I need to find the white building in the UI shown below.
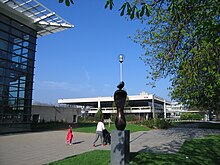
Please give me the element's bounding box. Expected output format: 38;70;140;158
166;102;188;117
58;92;172;120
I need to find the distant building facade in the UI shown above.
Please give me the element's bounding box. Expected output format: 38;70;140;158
32;105;81;123
166;102;188;117
58;92;172;120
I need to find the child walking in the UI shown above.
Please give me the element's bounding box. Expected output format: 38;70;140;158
65;125;74;145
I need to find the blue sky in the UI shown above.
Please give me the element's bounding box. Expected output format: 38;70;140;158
33;0;171;104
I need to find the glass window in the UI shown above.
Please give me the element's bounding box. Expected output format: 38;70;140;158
23;41;29;47
22;53;28;58
9;91;17;98
13;38;23;46
20;76;26;81
22;48;28;54
0;30;9;40
20;64;27;70
0;13;37;120
28;50;35;59
19;82;25;88
12;55;20;63
9;86;17;91
0;68;3;75
23;34;29;41
28;43;36;51
9;99;16;106
0;22;10;32
19;90;25;98
11;28;22;38
0;14;10;25
0;39;8;51
29;36;36;43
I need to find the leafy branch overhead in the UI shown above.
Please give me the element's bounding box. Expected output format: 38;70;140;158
58;0;74;6
58;0;151;19
105;0;151;19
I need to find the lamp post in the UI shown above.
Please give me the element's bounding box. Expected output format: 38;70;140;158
111;55;129;165
118;54;125;82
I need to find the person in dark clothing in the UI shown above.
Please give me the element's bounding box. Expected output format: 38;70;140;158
102;129;111;145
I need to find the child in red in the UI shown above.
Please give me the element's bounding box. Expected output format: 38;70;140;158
65;125;74;145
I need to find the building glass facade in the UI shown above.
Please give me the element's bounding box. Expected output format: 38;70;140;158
0;13;37;124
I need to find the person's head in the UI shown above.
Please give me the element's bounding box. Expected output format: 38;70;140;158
68;125;72;129
100;117;104;123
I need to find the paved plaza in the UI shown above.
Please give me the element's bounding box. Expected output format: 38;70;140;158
0;123;220;165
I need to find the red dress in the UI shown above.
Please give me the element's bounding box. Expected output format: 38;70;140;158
66;128;73;144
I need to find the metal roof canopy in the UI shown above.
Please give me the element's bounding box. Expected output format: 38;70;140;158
0;0;73;37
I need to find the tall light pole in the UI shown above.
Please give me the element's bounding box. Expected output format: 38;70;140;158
118;54;125;82
112;54;129;165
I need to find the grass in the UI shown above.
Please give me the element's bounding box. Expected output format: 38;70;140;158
46;134;220;165
130;135;220;165
72;123;150;133
47;150;110;165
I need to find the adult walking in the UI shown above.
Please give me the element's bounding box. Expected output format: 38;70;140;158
93;118;105;147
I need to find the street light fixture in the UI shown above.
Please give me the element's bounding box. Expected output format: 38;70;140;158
118;54;125;82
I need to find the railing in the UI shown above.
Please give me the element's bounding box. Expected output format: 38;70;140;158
88;106;152;113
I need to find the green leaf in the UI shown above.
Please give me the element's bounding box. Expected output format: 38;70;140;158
126;2;131;15
65;0;70;6
145;4;150;16
105;0;114;10
104;0;110;9
59;0;64;3
119;4;126;16
136;8;140;19
130;7;135;20
70;0;74;4
109;0;114;10
140;6;145;17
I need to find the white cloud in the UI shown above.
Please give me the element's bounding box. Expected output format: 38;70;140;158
84;70;90;81
34;80;80;92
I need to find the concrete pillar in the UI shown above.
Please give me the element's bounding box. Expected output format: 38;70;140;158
152;94;155;119
164;100;166;118
146;113;149;120
98;97;101;109
111;130;130;165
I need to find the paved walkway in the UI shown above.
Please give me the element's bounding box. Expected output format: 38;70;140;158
0;124;220;165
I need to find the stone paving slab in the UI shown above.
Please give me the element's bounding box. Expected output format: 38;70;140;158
0;131;98;165
0;125;220;165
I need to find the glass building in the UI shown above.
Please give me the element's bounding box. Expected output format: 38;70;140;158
0;0;73;133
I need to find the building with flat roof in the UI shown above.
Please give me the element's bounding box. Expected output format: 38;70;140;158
0;0;73;133
58;92;172;120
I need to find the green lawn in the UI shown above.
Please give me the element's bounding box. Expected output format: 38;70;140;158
47;134;220;165
72;123;150;133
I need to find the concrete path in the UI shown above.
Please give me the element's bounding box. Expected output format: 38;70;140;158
0;125;220;165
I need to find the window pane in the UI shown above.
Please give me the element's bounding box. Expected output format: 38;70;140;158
11;28;22;38
0;30;9;40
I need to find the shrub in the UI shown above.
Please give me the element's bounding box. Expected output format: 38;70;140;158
180;112;203;120
94;108;103;121
125;115;140;122
142;118;172;129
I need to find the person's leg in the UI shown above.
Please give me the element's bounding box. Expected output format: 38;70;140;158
93;132;100;146
99;131;104;145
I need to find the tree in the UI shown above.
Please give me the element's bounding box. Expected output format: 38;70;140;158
59;0;220;116
132;0;220;116
94;108;103;121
